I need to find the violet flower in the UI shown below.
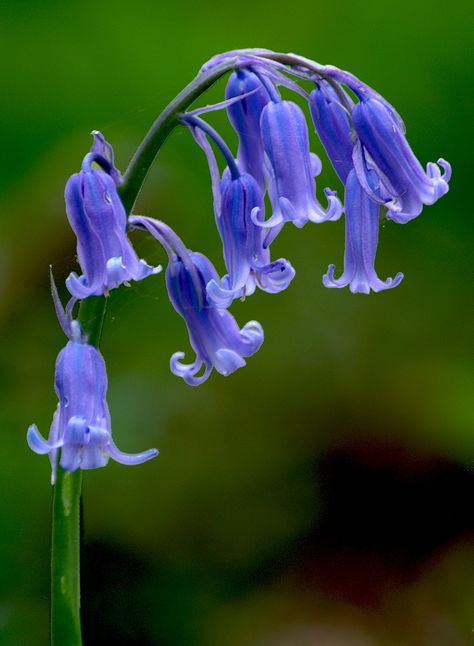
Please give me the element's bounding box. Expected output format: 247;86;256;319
259;99;343;232
323;169;403;294
27;321;158;484
65;131;160;299
207;168;295;306
352;98;451;222
181;115;294;307
168;250;264;385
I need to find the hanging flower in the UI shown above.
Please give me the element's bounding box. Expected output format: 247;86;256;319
323;169;403;293
65;131;160;299
27;322;158;483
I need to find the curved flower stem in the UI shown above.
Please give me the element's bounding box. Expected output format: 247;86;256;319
118;56;245;213
51;468;82;645
50;296;108;645
118;49;357;215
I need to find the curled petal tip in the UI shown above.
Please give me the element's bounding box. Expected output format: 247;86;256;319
389;271;404;288
108;440;159;466
255;259;295;294
65;272;97;299
437;158;451;181
310;152;322;177
27;425;52;455
251;207;284;229
170;352;211;385
240;320;264;351
324;188;344;221
322;264;342;288
149;262;163;275
206;279;236;308
214;349;246;376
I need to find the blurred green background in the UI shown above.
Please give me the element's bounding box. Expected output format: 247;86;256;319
0;1;472;644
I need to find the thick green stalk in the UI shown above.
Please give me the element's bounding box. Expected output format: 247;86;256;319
118;56;242;213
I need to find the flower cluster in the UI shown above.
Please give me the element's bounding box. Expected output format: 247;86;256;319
28;49;450;478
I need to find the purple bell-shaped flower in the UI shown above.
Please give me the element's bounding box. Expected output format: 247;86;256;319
167;250;264;385
323;169;403;294
206;168;295;308
352;98;451;222
259;99;342;231
65;131;160;299
27;322;158;483
129;216;264;386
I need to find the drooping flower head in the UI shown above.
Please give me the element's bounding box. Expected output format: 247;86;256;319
181;115;295;307
352;97;451;222
206;167;295;306
27;321;158;484
259;98;343;234
323;169;403;294
129;216;264;386
65;131;160;299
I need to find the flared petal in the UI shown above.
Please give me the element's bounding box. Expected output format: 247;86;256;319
206;278;240;309
213;349;246;376
254;259;296;293
107;438;159;466
261;100;343;226
323;169;404;294
27;335;158;478
27;424;62;454
170;352;212;386
238;320;264;354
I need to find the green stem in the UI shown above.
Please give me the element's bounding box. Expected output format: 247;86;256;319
51;469;82;645
77;295;108;347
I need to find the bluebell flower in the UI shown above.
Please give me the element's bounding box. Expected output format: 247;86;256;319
27;322;158;484
129;215;264;385
180;115;294;306
226;69;269;190
352;98;451;222
309;81;354;183
167;250;264;385
206;167;295;307
259;99;342;233
65;131;160;299
323;169;403;294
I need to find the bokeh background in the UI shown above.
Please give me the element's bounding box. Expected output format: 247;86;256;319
0;1;472;644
